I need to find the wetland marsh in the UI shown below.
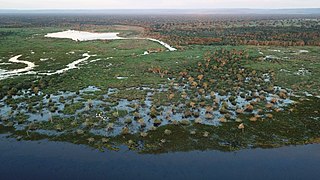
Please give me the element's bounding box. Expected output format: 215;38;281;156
0;13;319;179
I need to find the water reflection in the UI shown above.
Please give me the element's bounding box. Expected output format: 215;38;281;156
0;134;319;180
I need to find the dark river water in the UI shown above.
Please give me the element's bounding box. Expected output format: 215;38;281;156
0;134;319;180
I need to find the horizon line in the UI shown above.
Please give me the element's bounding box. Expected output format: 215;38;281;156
1;8;320;10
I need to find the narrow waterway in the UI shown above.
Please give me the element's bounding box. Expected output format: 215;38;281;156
0;55;36;80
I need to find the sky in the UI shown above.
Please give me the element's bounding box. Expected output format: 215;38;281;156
0;0;319;9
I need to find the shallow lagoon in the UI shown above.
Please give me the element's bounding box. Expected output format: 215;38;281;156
45;30;177;51
44;30;124;41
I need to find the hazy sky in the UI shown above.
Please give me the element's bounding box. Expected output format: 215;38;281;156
1;0;319;9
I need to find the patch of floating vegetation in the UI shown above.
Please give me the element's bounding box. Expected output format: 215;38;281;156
0;49;319;153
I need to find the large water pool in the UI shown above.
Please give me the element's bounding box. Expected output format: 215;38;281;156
0;134;319;180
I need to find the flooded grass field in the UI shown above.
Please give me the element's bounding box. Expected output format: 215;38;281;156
0;14;320;179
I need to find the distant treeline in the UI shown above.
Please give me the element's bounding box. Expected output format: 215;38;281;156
1;14;320;46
